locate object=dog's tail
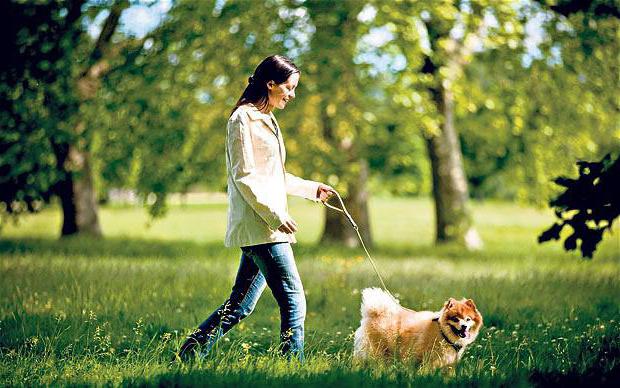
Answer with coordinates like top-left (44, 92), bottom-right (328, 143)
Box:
top-left (360, 287), bottom-right (401, 319)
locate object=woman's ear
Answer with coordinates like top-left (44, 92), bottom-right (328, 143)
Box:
top-left (266, 80), bottom-right (275, 90)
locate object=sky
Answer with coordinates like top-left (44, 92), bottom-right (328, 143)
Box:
top-left (87, 0), bottom-right (172, 39)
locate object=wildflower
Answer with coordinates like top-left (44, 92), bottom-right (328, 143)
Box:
top-left (28, 336), bottom-right (39, 348)
top-left (55, 311), bottom-right (67, 321)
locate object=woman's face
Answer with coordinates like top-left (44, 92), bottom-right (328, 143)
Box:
top-left (267, 72), bottom-right (299, 110)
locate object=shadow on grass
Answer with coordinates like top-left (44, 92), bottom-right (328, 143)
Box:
top-left (119, 367), bottom-right (502, 388)
top-left (0, 236), bottom-right (227, 260)
top-left (530, 336), bottom-right (620, 387)
top-left (117, 364), bottom-right (620, 388)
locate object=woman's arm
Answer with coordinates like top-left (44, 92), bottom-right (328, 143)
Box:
top-left (227, 111), bottom-right (288, 231)
top-left (285, 172), bottom-right (321, 200)
top-left (286, 172), bottom-right (335, 202)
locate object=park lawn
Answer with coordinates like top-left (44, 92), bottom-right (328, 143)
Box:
top-left (0, 197), bottom-right (618, 386)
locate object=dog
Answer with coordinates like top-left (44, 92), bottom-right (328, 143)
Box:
top-left (353, 288), bottom-right (483, 369)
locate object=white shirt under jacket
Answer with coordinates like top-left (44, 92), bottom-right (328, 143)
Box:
top-left (224, 103), bottom-right (321, 248)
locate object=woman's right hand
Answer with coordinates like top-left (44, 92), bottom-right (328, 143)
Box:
top-left (277, 216), bottom-right (298, 234)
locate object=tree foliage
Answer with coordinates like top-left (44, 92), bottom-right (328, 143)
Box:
top-left (458, 1), bottom-right (619, 202)
top-left (538, 154), bottom-right (619, 258)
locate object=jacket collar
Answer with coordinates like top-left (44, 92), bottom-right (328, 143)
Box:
top-left (245, 104), bottom-right (278, 135)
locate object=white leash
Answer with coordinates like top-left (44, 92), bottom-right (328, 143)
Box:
top-left (317, 190), bottom-right (395, 299)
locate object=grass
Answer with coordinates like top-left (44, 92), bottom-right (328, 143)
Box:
top-left (1, 197), bottom-right (618, 386)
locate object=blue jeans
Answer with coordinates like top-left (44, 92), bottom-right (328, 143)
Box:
top-left (177, 242), bottom-right (306, 361)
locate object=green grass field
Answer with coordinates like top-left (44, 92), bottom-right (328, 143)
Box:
top-left (1, 197), bottom-right (618, 386)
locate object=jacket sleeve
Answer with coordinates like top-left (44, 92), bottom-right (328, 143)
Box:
top-left (285, 172), bottom-right (321, 201)
top-left (227, 111), bottom-right (287, 230)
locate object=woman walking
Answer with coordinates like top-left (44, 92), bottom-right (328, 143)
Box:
top-left (174, 55), bottom-right (334, 362)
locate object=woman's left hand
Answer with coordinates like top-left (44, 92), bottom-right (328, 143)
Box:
top-left (317, 184), bottom-right (336, 203)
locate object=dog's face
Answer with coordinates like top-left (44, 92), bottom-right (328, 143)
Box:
top-left (441, 298), bottom-right (483, 341)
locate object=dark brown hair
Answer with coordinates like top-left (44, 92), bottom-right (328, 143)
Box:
top-left (230, 55), bottom-right (300, 117)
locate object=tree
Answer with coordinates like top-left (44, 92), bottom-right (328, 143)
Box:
top-left (0, 0), bottom-right (136, 237)
top-left (1, 0), bottom-right (88, 234)
top-left (62, 1), bottom-right (129, 236)
top-left (273, 0), bottom-right (375, 247)
top-left (372, 1), bottom-right (522, 248)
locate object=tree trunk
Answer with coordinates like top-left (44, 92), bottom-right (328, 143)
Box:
top-left (53, 2), bottom-right (126, 237)
top-left (51, 127), bottom-right (102, 237)
top-left (50, 141), bottom-right (78, 235)
top-left (67, 130), bottom-right (102, 236)
top-left (426, 85), bottom-right (482, 249)
top-left (320, 158), bottom-right (372, 248)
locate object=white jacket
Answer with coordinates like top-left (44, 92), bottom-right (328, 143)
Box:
top-left (225, 103), bottom-right (321, 247)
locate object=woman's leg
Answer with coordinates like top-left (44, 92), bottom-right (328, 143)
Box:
top-left (176, 250), bottom-right (266, 360)
top-left (243, 242), bottom-right (306, 361)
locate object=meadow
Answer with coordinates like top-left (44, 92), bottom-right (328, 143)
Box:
top-left (1, 197), bottom-right (618, 386)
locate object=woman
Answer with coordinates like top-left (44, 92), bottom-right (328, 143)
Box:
top-left (174, 55), bottom-right (334, 362)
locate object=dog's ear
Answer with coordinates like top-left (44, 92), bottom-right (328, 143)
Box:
top-left (445, 298), bottom-right (456, 309)
top-left (465, 299), bottom-right (477, 311)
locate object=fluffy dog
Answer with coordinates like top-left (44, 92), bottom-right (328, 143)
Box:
top-left (353, 288), bottom-right (483, 369)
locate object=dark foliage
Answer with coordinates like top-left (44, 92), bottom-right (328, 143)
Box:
top-left (0, 0), bottom-right (84, 217)
top-left (538, 154), bottom-right (619, 258)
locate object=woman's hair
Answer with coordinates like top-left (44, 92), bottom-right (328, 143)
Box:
top-left (230, 55), bottom-right (300, 117)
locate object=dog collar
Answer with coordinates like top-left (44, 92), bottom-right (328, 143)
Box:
top-left (432, 316), bottom-right (463, 352)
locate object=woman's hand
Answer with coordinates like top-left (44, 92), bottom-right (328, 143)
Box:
top-left (317, 184), bottom-right (336, 203)
top-left (277, 216), bottom-right (298, 234)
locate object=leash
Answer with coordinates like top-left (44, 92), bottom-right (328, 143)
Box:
top-left (317, 190), bottom-right (395, 299)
